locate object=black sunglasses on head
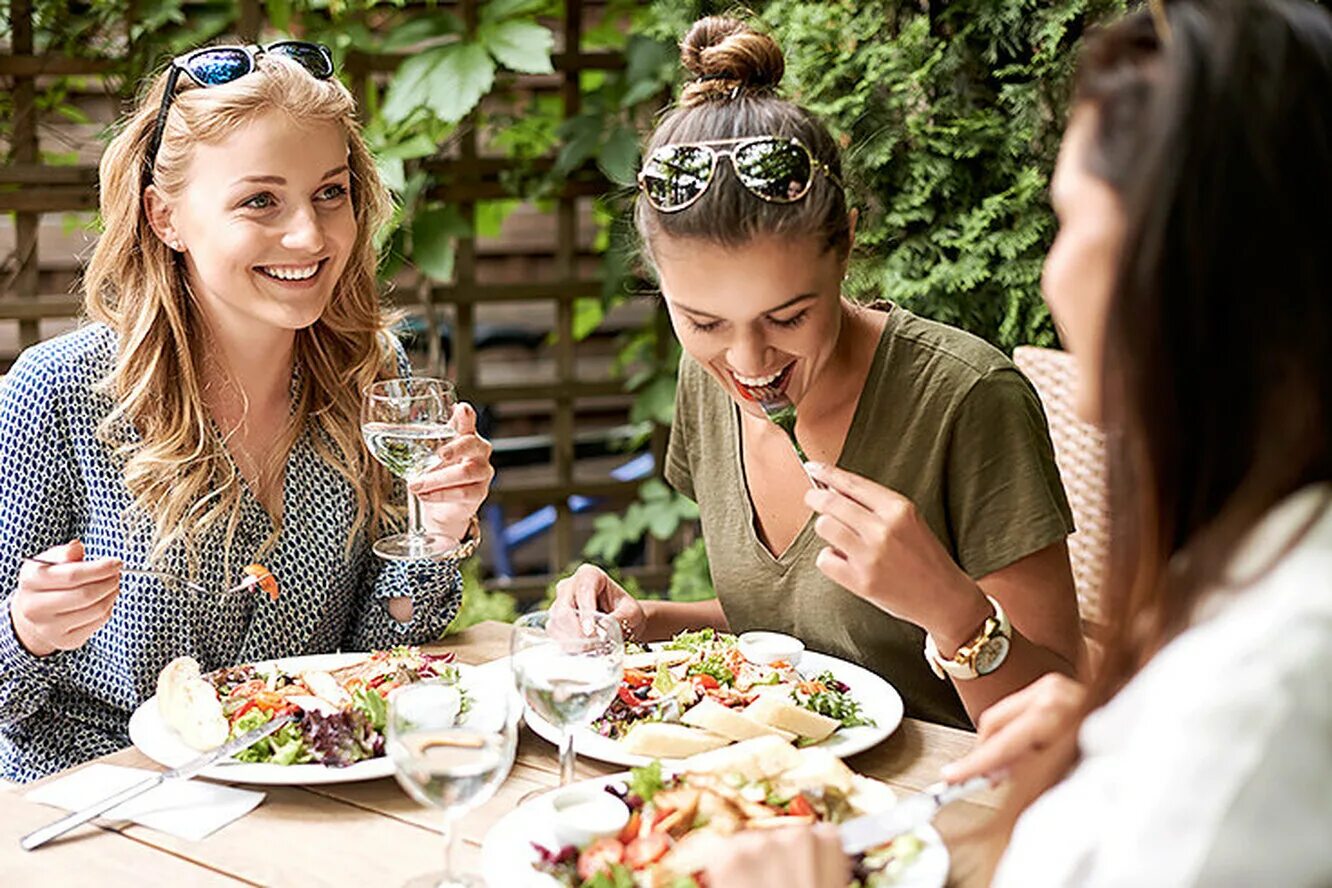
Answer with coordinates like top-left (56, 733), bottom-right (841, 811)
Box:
top-left (142, 41), bottom-right (335, 189)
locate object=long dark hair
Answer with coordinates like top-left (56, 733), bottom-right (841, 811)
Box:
top-left (633, 16), bottom-right (851, 260)
top-left (1013, 0), bottom-right (1332, 831)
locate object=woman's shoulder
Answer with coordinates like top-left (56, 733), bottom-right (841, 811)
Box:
top-left (3, 323), bottom-right (116, 402)
top-left (877, 304), bottom-right (1017, 385)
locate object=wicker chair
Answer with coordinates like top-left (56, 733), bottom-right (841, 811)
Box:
top-left (1013, 346), bottom-right (1110, 634)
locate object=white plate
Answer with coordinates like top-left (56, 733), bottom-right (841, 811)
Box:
top-left (480, 771), bottom-right (949, 888)
top-left (129, 652), bottom-right (489, 785)
top-left (523, 649), bottom-right (904, 768)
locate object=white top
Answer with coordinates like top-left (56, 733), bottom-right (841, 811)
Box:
top-left (994, 485), bottom-right (1332, 888)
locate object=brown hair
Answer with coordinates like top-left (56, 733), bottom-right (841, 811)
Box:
top-left (996, 0), bottom-right (1332, 857)
top-left (634, 16), bottom-right (850, 261)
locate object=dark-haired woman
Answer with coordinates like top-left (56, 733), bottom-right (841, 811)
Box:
top-left (553, 17), bottom-right (1085, 729)
top-left (701, 1), bottom-right (1332, 885)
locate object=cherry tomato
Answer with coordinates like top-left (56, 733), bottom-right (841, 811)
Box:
top-left (786, 794), bottom-right (815, 818)
top-left (617, 687), bottom-right (643, 708)
top-left (693, 674), bottom-right (720, 691)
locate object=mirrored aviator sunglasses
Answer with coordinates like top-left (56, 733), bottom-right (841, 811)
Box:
top-left (636, 136), bottom-right (841, 213)
top-left (142, 41), bottom-right (335, 188)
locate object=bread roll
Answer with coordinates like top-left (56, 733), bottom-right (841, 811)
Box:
top-left (156, 656), bottom-right (229, 751)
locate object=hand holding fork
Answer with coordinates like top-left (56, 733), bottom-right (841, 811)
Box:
top-left (12, 540), bottom-right (276, 658)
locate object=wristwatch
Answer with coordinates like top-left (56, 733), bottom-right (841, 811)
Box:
top-left (924, 595), bottom-right (1012, 680)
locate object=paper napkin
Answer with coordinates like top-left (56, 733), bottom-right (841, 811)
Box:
top-left (26, 764), bottom-right (265, 842)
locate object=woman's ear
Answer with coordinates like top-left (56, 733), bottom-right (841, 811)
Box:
top-left (143, 185), bottom-right (185, 252)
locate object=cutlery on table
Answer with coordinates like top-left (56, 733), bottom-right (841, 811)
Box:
top-left (20, 712), bottom-right (294, 851)
top-left (838, 773), bottom-right (999, 855)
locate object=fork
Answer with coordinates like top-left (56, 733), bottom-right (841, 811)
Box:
top-left (752, 385), bottom-right (823, 489)
top-left (22, 556), bottom-right (260, 598)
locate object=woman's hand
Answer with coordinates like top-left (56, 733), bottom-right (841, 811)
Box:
top-left (942, 673), bottom-right (1085, 783)
top-left (700, 824), bottom-right (850, 888)
top-left (551, 564), bottom-right (647, 639)
top-left (9, 540), bottom-right (121, 657)
top-left (804, 462), bottom-right (991, 649)
top-left (413, 402), bottom-right (495, 543)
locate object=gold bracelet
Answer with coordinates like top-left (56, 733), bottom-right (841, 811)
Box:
top-left (437, 515), bottom-right (481, 563)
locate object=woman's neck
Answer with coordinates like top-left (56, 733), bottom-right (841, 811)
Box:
top-left (199, 314), bottom-right (296, 417)
top-left (800, 299), bottom-right (884, 428)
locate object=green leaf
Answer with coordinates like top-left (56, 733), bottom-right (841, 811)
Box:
top-left (412, 206), bottom-right (470, 282)
top-left (383, 43), bottom-right (495, 125)
top-left (553, 114), bottom-right (603, 177)
top-left (480, 20), bottom-right (555, 75)
top-left (379, 13), bottom-right (461, 52)
top-left (264, 0), bottom-right (291, 31)
top-left (572, 297), bottom-right (605, 341)
top-left (376, 156), bottom-right (406, 193)
top-left (629, 374), bottom-right (676, 426)
top-left (479, 0), bottom-right (549, 24)
top-left (597, 126), bottom-right (640, 186)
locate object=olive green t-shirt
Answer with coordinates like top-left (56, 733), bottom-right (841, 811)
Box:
top-left (664, 305), bottom-right (1075, 729)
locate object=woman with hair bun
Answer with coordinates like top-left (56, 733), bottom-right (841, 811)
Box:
top-left (695, 1), bottom-right (1332, 884)
top-left (0, 43), bottom-right (494, 782)
top-left (554, 17), bottom-right (1085, 730)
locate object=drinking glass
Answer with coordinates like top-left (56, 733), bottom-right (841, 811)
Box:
top-left (387, 679), bottom-right (516, 888)
top-left (510, 609), bottom-right (623, 787)
top-left (361, 377), bottom-right (460, 560)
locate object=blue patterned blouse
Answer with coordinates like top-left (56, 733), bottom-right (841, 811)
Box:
top-left (0, 324), bottom-right (463, 782)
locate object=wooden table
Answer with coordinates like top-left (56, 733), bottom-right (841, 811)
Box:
top-left (2, 621), bottom-right (1000, 887)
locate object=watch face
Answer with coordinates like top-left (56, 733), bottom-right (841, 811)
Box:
top-left (975, 636), bottom-right (1011, 676)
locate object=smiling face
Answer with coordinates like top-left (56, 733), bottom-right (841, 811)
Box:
top-left (1042, 105), bottom-right (1127, 424)
top-left (653, 233), bottom-right (847, 419)
top-left (150, 108), bottom-right (356, 338)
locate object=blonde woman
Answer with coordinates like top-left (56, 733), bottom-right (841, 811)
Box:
top-left (0, 43), bottom-right (493, 782)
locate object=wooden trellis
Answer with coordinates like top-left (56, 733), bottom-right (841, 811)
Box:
top-left (0, 0), bottom-right (674, 601)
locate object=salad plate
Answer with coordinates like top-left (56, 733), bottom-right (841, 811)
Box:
top-left (481, 755), bottom-right (949, 888)
top-left (129, 649), bottom-right (487, 785)
top-left (523, 630), bottom-right (905, 768)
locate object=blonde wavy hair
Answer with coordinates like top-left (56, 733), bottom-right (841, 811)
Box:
top-left (84, 51), bottom-right (400, 571)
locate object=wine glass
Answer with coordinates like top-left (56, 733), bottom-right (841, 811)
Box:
top-left (510, 609), bottom-right (623, 787)
top-left (361, 377), bottom-right (460, 561)
top-left (387, 679), bottom-right (516, 888)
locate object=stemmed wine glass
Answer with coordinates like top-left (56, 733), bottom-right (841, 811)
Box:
top-left (361, 377), bottom-right (460, 561)
top-left (387, 679), bottom-right (517, 888)
top-left (510, 610), bottom-right (623, 787)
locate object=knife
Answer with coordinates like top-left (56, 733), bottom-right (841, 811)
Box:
top-left (20, 711), bottom-right (294, 851)
top-left (838, 773), bottom-right (997, 855)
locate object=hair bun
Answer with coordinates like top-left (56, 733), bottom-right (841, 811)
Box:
top-left (679, 17), bottom-right (784, 104)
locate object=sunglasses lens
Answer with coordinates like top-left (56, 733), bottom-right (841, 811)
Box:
top-left (640, 145), bottom-right (714, 211)
top-left (733, 139), bottom-right (814, 202)
top-left (269, 42), bottom-right (333, 79)
top-left (183, 48), bottom-right (251, 86)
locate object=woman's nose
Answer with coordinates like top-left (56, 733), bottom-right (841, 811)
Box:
top-left (282, 204), bottom-right (326, 254)
top-left (727, 329), bottom-right (771, 375)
